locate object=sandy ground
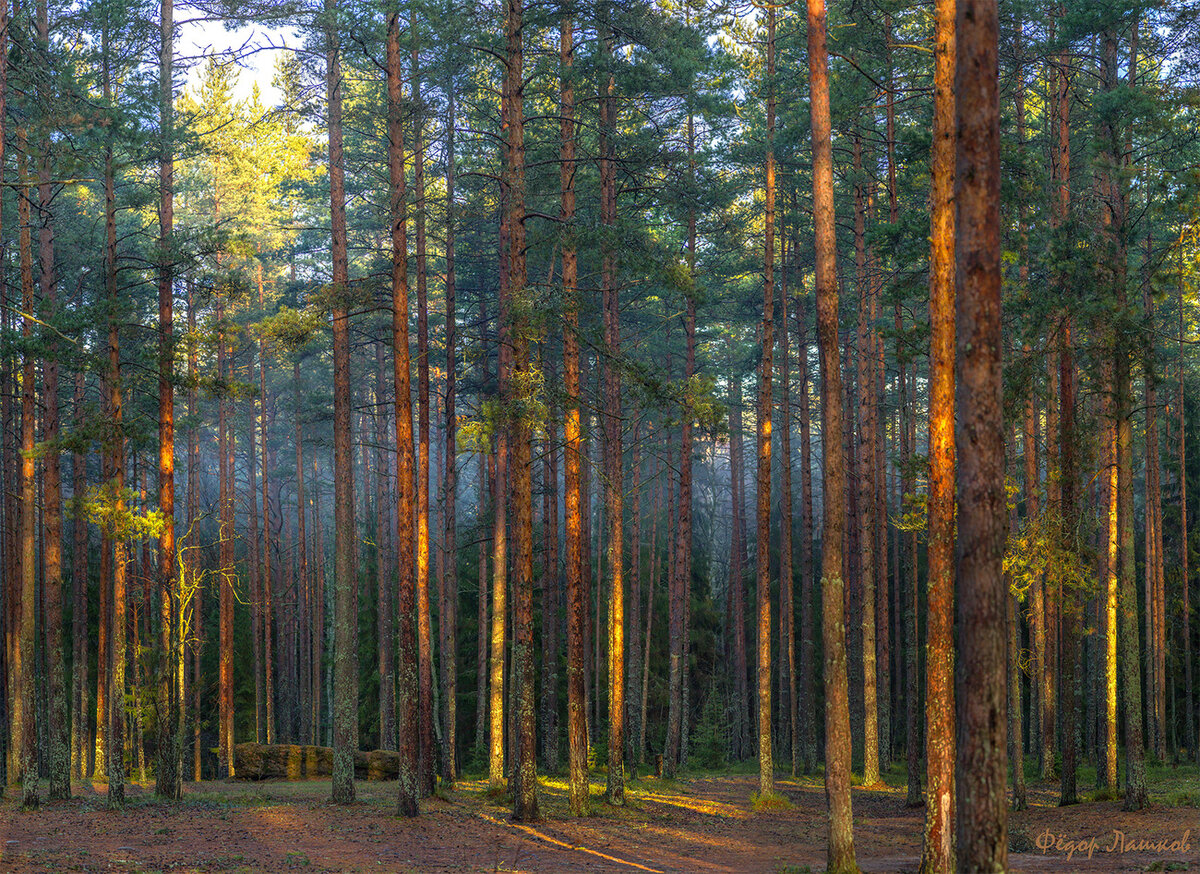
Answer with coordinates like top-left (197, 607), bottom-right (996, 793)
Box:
top-left (0, 769), bottom-right (1197, 872)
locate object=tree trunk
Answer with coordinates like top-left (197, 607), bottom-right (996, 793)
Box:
top-left (441, 83), bottom-right (459, 787)
top-left (1100, 396), bottom-right (1118, 788)
top-left (779, 208), bottom-right (797, 778)
top-left (666, 101), bottom-right (699, 778)
top-left (560, 10), bottom-right (587, 816)
top-left (1181, 252), bottom-right (1195, 763)
top-left (386, 2), bottom-right (418, 817)
top-left (261, 323), bottom-right (276, 748)
top-left (625, 433), bottom-right (641, 771)
top-left (953, 0), bottom-right (1007, 864)
top-left (410, 15), bottom-right (435, 798)
top-left (1008, 507), bottom-right (1026, 810)
top-left (326, 0), bottom-right (359, 804)
top-left (503, 0), bottom-right (538, 822)
top-left (489, 80), bottom-right (512, 797)
top-left (153, 0), bottom-right (180, 801)
top-left (31, 0), bottom-right (67, 802)
top-left (754, 5), bottom-right (776, 796)
top-left (1050, 12), bottom-right (1072, 799)
top-left (217, 288), bottom-right (235, 780)
top-left (542, 404), bottom-right (560, 773)
top-left (17, 133), bottom-right (39, 808)
top-left (922, 0), bottom-right (956, 866)
top-left (376, 344), bottom-right (396, 753)
top-left (101, 56), bottom-right (127, 798)
top-left (853, 127), bottom-right (879, 789)
top-left (475, 447), bottom-right (489, 757)
top-left (807, 0), bottom-right (856, 866)
top-left (187, 283), bottom-right (201, 780)
top-left (597, 14), bottom-right (625, 805)
top-left (797, 286), bottom-right (816, 775)
top-left (727, 363), bottom-right (748, 765)
top-left (71, 372), bottom-right (89, 782)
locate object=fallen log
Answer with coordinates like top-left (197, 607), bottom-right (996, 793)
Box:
top-left (233, 743), bottom-right (400, 781)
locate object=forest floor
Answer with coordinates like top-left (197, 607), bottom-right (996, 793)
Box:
top-left (0, 761), bottom-right (1198, 873)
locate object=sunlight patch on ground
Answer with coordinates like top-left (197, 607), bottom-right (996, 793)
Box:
top-left (626, 788), bottom-right (748, 819)
top-left (477, 811), bottom-right (666, 872)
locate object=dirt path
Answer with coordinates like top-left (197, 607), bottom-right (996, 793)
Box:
top-left (0, 773), bottom-right (1195, 872)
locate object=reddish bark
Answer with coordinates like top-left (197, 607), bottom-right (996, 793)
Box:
top-left (953, 0), bottom-right (1008, 864)
top-left (807, 0), bottom-right (856, 865)
top-left (386, 4), bottom-right (418, 816)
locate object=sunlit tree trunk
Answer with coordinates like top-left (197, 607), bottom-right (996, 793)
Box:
top-left (187, 283), bottom-right (201, 780)
top-left (503, 0), bottom-right (538, 822)
top-left (153, 0), bottom-right (181, 801)
top-left (441, 84), bottom-right (459, 786)
top-left (754, 4), bottom-right (776, 796)
top-left (807, 0), bottom-right (856, 866)
top-left (921, 0), bottom-right (956, 866)
top-left (101, 43), bottom-right (127, 799)
top-left (1095, 24), bottom-right (1147, 812)
top-left (489, 60), bottom-right (512, 798)
top-left (596, 10), bottom-right (625, 805)
top-left (410, 14), bottom-right (435, 797)
top-left (387, 2), bottom-right (418, 817)
top-left (1102, 399), bottom-right (1118, 790)
top-left (560, 9), bottom-right (587, 816)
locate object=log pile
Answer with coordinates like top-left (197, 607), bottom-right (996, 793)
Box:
top-left (233, 743), bottom-right (400, 781)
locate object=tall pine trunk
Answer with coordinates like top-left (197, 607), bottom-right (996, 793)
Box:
top-left (953, 0), bottom-right (1007, 863)
top-left (17, 130), bottom-right (38, 808)
top-left (34, 0), bottom-right (68, 801)
top-left (154, 0), bottom-right (181, 800)
top-left (807, 0), bottom-right (856, 866)
top-left (410, 16), bottom-right (435, 797)
top-left (326, 0), bottom-right (359, 804)
top-left (441, 84), bottom-right (459, 787)
top-left (597, 12), bottom-right (625, 805)
top-left (386, 1), bottom-right (418, 817)
top-left (922, 0), bottom-right (956, 866)
top-left (853, 128), bottom-right (879, 789)
top-left (504, 0), bottom-right (538, 822)
top-left (560, 10), bottom-right (587, 813)
top-left (754, 5), bottom-right (776, 796)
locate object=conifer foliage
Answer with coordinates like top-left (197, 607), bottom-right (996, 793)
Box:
top-left (1, 2), bottom-right (1199, 868)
